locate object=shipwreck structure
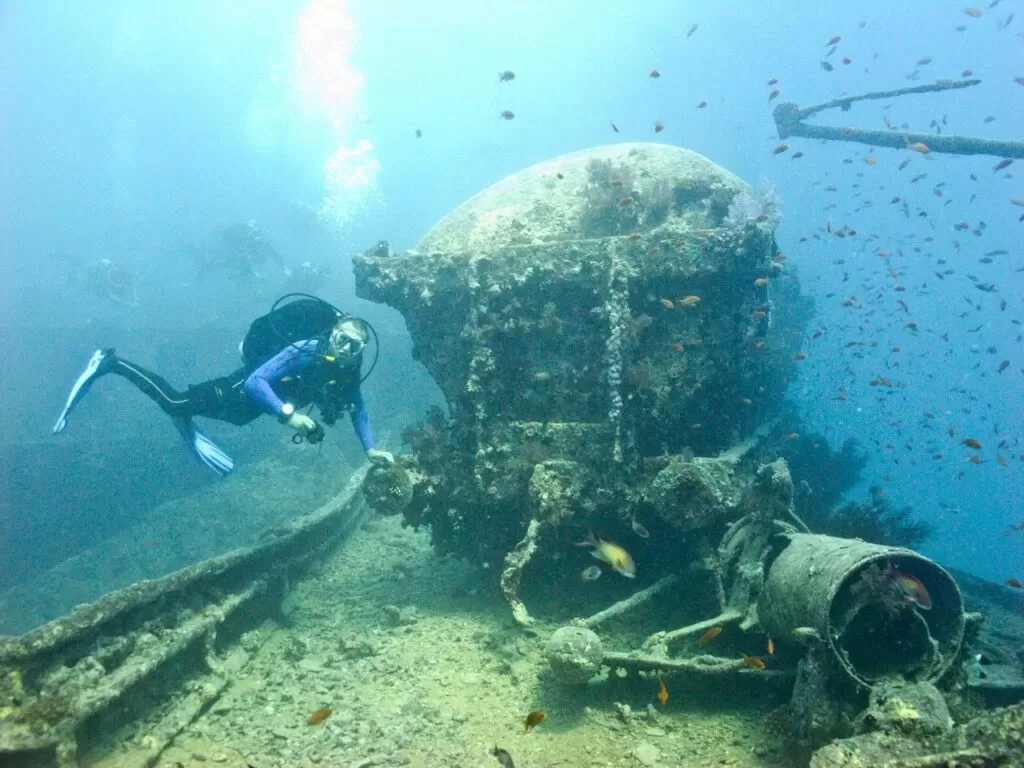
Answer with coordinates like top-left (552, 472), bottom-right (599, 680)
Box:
top-left (2, 143), bottom-right (1020, 767)
top-left (355, 143), bottom-right (809, 620)
top-left (353, 142), bottom-right (823, 614)
top-left (355, 142), bottom-right (999, 755)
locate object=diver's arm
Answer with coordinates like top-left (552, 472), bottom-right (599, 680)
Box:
top-left (349, 389), bottom-right (393, 465)
top-left (243, 340), bottom-right (318, 417)
top-left (348, 388), bottom-right (375, 451)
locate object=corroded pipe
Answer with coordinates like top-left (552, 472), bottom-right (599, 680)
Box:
top-left (758, 534), bottom-right (965, 688)
top-left (576, 575), bottom-right (681, 629)
top-left (773, 79), bottom-right (1024, 159)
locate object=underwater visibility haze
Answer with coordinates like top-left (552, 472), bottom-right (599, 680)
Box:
top-left (1, 1), bottom-right (1023, 767)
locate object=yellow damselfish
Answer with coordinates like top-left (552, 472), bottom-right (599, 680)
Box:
top-left (577, 529), bottom-right (636, 578)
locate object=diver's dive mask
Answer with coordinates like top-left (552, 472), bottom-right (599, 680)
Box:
top-left (327, 318), bottom-right (368, 364)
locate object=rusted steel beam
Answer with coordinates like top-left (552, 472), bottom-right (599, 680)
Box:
top-left (773, 79), bottom-right (1024, 159)
top-left (0, 469), bottom-right (368, 767)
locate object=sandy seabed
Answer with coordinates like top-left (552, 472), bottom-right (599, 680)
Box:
top-left (96, 515), bottom-right (785, 768)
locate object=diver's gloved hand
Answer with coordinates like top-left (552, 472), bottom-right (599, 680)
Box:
top-left (286, 413), bottom-right (316, 433)
top-left (366, 448), bottom-right (395, 466)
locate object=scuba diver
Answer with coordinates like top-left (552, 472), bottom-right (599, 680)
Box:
top-left (49, 253), bottom-right (138, 307)
top-left (52, 295), bottom-right (394, 476)
top-left (190, 219), bottom-right (285, 280)
top-left (79, 258), bottom-right (138, 307)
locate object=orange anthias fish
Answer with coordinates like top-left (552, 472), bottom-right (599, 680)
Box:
top-left (885, 563), bottom-right (933, 610)
top-left (766, 636), bottom-right (775, 656)
top-left (576, 529), bottom-right (636, 578)
top-left (697, 626), bottom-right (722, 645)
top-left (740, 653), bottom-right (766, 670)
top-left (657, 678), bottom-right (668, 705)
top-left (307, 706), bottom-right (333, 725)
top-left (523, 709), bottom-right (546, 733)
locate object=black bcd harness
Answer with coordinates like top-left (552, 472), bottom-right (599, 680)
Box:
top-left (240, 294), bottom-right (379, 434)
top-left (241, 294), bottom-right (343, 370)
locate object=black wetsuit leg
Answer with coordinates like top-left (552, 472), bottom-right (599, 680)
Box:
top-left (106, 357), bottom-right (263, 425)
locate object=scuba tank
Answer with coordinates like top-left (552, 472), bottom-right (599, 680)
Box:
top-left (242, 293), bottom-right (379, 382)
top-left (241, 293), bottom-right (343, 370)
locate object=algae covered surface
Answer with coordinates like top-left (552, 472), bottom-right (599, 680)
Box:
top-left (125, 515), bottom-right (786, 768)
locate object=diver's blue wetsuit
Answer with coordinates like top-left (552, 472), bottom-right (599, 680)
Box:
top-left (53, 339), bottom-right (374, 476)
top-left (244, 339), bottom-right (374, 451)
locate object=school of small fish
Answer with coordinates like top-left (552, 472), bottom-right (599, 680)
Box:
top-left (751, 7), bottom-right (1020, 584)
top-left (481, 6), bottom-right (1022, 647)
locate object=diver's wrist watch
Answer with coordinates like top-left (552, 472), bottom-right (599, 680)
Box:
top-left (278, 403), bottom-right (295, 424)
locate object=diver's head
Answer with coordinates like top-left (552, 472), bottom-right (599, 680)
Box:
top-left (327, 317), bottom-right (369, 366)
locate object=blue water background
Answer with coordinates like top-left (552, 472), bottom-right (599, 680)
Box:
top-left (0, 0), bottom-right (1020, 594)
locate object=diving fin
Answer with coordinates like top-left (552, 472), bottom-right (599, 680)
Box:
top-left (173, 417), bottom-right (234, 476)
top-left (53, 348), bottom-right (116, 434)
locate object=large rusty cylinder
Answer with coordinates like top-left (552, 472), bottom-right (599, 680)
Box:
top-left (354, 143), bottom-right (811, 459)
top-left (758, 534), bottom-right (965, 688)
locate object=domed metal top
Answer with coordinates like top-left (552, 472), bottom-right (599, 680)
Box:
top-left (415, 142), bottom-right (749, 254)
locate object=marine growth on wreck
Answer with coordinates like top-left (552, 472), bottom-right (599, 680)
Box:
top-left (352, 143), bottom-right (981, 756)
top-left (1, 143), bottom-right (1017, 768)
top-left (357, 143), bottom-right (806, 611)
